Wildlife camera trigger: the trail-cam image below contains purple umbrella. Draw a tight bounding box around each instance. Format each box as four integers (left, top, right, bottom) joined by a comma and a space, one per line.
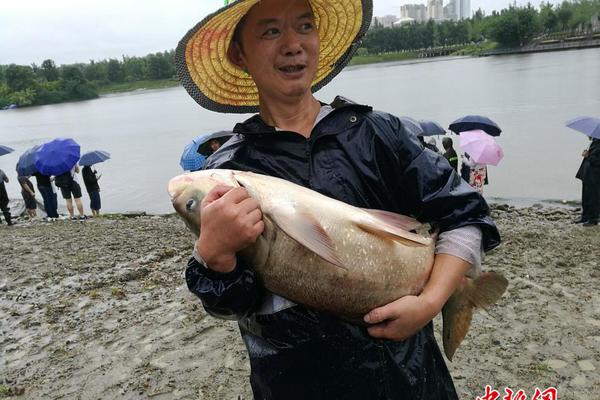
458, 130, 504, 166
565, 116, 600, 139
35, 138, 81, 176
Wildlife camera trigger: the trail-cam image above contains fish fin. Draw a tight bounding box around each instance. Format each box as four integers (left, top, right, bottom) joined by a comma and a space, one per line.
360, 208, 423, 232
442, 272, 508, 361
355, 214, 430, 247
269, 209, 346, 270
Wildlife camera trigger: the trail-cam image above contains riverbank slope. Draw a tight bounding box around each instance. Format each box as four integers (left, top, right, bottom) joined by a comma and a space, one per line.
0, 205, 598, 399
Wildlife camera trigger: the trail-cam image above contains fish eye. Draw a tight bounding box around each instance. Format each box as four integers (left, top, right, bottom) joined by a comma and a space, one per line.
186, 198, 197, 212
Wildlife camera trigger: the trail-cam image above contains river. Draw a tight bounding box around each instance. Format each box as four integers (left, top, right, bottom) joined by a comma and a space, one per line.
1, 48, 599, 214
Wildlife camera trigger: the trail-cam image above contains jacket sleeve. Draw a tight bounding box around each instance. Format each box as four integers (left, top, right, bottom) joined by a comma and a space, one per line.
185, 255, 264, 320
371, 112, 501, 252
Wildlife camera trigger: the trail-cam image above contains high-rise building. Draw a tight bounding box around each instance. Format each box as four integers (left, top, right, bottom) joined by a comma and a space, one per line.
372, 14, 398, 28
400, 4, 427, 22
444, 0, 458, 20
427, 0, 444, 20
458, 0, 471, 20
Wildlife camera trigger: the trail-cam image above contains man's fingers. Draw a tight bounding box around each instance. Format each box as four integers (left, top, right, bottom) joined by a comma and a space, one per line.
221, 186, 253, 204
364, 302, 400, 324
203, 185, 235, 204
247, 208, 263, 225
237, 197, 262, 215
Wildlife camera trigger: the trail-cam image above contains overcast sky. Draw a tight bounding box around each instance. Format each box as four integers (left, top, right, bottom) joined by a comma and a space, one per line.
1, 0, 555, 66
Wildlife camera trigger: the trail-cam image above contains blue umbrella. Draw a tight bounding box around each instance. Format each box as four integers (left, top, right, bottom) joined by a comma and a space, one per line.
80, 150, 111, 166
0, 145, 15, 156
180, 142, 207, 171
16, 145, 42, 176
565, 116, 600, 139
35, 138, 80, 176
419, 120, 446, 136
449, 115, 502, 136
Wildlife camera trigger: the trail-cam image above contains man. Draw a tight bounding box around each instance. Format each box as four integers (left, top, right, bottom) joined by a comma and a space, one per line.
0, 169, 13, 225
442, 137, 459, 172
177, 0, 500, 398
18, 175, 37, 219
55, 166, 86, 220
575, 137, 600, 226
82, 165, 102, 217
33, 172, 59, 220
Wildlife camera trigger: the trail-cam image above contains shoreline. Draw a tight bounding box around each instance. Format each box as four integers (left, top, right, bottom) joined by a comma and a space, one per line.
1, 204, 598, 399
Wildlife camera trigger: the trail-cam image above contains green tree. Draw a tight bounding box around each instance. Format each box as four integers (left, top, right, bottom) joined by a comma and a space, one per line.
60, 66, 98, 100
107, 58, 124, 82
557, 1, 574, 30
41, 59, 60, 81
5, 64, 36, 92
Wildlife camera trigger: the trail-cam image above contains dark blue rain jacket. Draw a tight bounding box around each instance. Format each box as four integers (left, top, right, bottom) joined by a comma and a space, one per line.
186, 96, 501, 400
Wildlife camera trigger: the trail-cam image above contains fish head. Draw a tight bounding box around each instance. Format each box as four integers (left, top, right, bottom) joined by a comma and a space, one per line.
167, 169, 239, 236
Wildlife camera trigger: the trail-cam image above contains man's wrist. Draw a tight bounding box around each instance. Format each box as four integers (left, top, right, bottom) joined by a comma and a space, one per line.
194, 241, 237, 273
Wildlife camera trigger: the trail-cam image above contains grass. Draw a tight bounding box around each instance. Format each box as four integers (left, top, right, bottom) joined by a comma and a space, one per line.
97, 79, 180, 95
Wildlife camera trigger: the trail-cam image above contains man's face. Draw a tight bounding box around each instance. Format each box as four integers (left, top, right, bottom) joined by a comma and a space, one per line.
230, 0, 319, 101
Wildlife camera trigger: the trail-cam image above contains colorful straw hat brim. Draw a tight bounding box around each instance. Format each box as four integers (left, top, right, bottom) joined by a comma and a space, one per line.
175, 0, 373, 113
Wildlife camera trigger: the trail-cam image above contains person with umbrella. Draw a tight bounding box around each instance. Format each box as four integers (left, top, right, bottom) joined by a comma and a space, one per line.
0, 168, 13, 225
568, 117, 600, 226
579, 137, 600, 226
79, 150, 110, 217
36, 138, 86, 220
176, 0, 500, 398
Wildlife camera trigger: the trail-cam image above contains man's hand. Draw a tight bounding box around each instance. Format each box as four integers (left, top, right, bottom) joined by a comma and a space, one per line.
364, 295, 437, 341
195, 185, 264, 273
364, 253, 471, 341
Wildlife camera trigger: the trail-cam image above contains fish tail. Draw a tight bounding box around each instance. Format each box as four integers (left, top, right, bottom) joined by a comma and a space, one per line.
442, 271, 508, 361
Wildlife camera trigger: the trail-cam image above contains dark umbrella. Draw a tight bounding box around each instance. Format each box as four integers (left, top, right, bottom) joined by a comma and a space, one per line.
0, 145, 15, 156
565, 116, 600, 139
196, 131, 234, 156
449, 115, 502, 136
35, 138, 80, 176
398, 117, 424, 137
16, 145, 42, 176
80, 150, 111, 166
419, 120, 446, 136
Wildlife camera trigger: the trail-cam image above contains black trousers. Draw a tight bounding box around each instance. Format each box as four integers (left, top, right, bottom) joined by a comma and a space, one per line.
582, 177, 600, 222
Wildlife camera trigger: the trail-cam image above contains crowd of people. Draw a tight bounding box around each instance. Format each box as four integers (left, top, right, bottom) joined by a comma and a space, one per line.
0, 164, 103, 225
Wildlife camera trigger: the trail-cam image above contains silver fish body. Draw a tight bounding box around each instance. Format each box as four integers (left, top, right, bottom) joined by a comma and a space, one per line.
169, 169, 507, 359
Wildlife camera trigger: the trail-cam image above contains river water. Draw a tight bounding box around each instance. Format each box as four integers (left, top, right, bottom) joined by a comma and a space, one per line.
1, 48, 599, 214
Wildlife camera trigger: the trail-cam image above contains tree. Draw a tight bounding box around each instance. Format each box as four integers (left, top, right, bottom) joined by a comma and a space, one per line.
41, 59, 60, 81
557, 1, 574, 30
60, 66, 98, 100
5, 64, 36, 92
107, 58, 124, 83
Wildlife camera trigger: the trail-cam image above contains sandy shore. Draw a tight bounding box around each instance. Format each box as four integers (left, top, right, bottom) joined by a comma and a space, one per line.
0, 205, 598, 399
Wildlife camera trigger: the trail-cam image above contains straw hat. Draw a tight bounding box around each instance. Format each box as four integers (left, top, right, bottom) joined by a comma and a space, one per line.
175, 0, 373, 113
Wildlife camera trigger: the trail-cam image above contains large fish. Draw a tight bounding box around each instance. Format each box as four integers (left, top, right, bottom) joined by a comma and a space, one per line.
168, 169, 507, 360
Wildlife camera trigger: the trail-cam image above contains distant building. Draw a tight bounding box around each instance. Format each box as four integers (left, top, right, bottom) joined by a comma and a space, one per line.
427, 0, 444, 20
372, 14, 398, 28
457, 0, 471, 19
400, 4, 427, 22
443, 0, 470, 21
444, 0, 458, 20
